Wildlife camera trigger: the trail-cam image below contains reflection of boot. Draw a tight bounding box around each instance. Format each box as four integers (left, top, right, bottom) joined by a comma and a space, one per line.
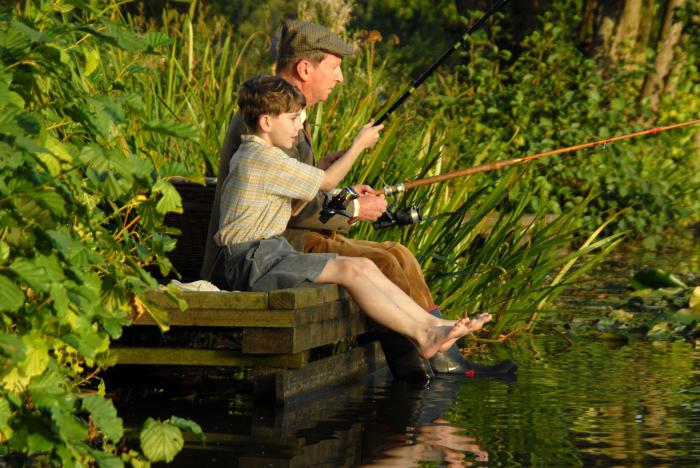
379, 331, 434, 381
427, 308, 517, 377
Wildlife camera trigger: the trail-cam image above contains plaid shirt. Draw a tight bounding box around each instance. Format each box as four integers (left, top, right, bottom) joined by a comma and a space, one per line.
215, 134, 323, 247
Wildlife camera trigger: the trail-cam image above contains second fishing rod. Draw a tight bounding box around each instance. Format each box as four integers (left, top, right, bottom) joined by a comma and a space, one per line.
311, 0, 511, 223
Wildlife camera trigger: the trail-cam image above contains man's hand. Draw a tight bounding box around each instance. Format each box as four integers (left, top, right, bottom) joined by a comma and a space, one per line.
318, 150, 345, 170
352, 184, 387, 221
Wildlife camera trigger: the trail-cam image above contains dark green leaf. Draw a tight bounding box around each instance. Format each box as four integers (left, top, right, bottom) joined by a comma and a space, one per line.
50, 406, 88, 443
144, 119, 200, 142
0, 274, 23, 312
82, 396, 123, 442
170, 416, 205, 443
10, 259, 50, 293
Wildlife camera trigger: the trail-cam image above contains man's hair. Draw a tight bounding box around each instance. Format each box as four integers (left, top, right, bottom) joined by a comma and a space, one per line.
276, 51, 328, 75
238, 75, 306, 131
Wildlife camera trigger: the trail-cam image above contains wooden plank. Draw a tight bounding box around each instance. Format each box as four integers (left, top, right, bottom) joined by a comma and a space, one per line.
133, 307, 293, 328
242, 304, 374, 354
113, 347, 309, 368
274, 341, 386, 405
145, 289, 269, 311
133, 299, 359, 328
268, 284, 348, 309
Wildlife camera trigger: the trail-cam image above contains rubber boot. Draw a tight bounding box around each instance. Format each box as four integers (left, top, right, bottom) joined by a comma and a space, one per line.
378, 331, 434, 382
427, 308, 517, 378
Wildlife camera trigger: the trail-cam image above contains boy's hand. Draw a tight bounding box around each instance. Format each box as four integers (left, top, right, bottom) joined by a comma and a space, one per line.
352, 119, 384, 152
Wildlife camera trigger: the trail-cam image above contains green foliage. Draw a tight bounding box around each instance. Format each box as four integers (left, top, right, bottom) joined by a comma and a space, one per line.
0, 1, 199, 464
415, 0, 700, 244
305, 50, 621, 334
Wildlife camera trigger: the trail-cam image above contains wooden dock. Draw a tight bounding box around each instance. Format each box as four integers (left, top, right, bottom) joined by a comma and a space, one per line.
113, 284, 386, 405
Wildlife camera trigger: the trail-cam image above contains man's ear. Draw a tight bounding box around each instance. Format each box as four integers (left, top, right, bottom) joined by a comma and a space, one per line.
258, 114, 272, 133
294, 59, 313, 82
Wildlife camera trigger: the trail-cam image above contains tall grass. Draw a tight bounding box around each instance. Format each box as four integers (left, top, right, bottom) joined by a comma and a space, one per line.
100, 4, 621, 337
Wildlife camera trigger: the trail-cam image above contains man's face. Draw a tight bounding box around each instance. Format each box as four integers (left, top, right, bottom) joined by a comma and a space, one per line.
305, 54, 344, 105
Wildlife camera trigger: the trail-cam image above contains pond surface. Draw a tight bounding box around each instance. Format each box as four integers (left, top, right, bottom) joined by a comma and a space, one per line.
114, 239, 700, 466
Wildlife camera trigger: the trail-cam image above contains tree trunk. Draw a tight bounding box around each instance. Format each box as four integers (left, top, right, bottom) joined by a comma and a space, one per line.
577, 0, 625, 61
632, 0, 656, 64
641, 0, 687, 114
608, 0, 643, 65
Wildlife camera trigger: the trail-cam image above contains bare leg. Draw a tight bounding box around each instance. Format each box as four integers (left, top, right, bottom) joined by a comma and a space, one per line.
315, 257, 491, 359
338, 256, 457, 328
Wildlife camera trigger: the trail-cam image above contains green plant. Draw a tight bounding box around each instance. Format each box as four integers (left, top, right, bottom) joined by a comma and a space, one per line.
0, 1, 202, 464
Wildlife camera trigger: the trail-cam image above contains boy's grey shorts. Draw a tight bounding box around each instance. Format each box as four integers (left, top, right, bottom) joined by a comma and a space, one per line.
224, 235, 337, 292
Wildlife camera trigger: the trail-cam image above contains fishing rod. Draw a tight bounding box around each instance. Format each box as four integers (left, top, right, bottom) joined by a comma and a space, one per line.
379, 119, 700, 196
373, 0, 511, 126
319, 118, 700, 227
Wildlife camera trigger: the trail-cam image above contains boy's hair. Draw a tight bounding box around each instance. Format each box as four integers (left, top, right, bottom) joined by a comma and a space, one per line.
238, 75, 306, 132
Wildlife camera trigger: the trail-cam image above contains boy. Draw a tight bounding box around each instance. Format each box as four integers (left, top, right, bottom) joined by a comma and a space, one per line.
216, 76, 491, 359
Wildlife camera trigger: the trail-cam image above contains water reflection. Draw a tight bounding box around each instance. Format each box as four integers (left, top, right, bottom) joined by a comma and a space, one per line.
110, 335, 700, 466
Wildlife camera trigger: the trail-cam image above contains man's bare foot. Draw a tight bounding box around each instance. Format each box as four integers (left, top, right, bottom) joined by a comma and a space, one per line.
416, 313, 493, 359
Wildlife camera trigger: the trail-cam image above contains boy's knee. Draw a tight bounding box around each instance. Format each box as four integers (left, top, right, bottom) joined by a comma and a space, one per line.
338, 257, 369, 279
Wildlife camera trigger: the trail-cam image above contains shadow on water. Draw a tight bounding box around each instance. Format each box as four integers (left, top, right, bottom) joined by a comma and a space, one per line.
109, 240, 700, 466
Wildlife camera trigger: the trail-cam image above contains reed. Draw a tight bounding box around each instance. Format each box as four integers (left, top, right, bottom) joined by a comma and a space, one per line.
102, 4, 620, 336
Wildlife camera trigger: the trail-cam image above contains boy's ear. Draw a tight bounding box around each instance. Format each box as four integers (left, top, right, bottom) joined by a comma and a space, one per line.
258, 114, 272, 133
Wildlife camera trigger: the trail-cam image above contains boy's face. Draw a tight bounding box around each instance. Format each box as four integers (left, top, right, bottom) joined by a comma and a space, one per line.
265, 111, 304, 149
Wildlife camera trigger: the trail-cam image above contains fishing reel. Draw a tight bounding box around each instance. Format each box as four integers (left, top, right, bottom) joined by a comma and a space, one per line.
319, 186, 358, 224
373, 203, 423, 230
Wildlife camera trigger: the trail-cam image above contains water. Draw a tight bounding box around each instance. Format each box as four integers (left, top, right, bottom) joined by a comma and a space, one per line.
113, 240, 700, 466
114, 336, 700, 467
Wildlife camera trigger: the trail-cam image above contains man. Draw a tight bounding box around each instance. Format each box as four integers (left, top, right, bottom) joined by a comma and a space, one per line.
201, 19, 435, 312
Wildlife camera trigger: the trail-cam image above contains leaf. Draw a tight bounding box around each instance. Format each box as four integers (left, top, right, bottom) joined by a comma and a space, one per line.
690, 287, 700, 311
62, 328, 109, 359
83, 47, 101, 76
170, 416, 205, 443
140, 418, 184, 463
82, 395, 123, 442
0, 397, 11, 427
27, 433, 55, 455
152, 179, 182, 214
144, 119, 200, 142
671, 309, 700, 326
139, 296, 169, 332
0, 274, 23, 312
632, 267, 687, 290
102, 318, 123, 340
10, 259, 50, 293
144, 32, 171, 50
51, 406, 88, 443
78, 143, 110, 171
106, 24, 147, 53
30, 190, 66, 217
18, 335, 49, 378
90, 450, 124, 468
29, 369, 66, 394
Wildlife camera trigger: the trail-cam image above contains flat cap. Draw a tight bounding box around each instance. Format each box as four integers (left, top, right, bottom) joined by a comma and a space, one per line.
277, 19, 355, 64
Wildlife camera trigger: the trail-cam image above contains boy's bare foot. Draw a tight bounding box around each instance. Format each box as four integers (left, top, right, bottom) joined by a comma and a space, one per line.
438, 313, 492, 352
416, 313, 493, 359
